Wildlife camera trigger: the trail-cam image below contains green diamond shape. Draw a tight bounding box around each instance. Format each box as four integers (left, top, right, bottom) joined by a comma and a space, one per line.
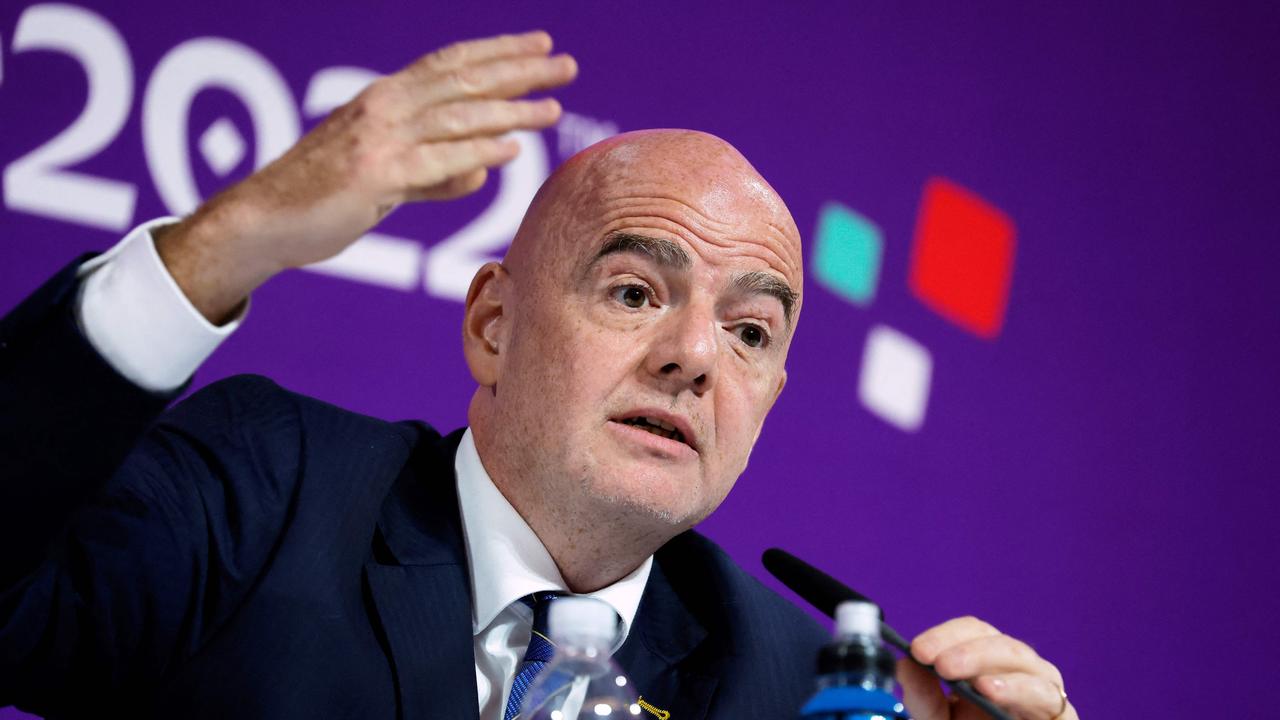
812, 202, 883, 306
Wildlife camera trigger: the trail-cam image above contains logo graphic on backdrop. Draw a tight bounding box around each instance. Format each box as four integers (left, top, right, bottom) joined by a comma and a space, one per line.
812, 179, 1016, 432
0, 3, 618, 302
2, 3, 1015, 436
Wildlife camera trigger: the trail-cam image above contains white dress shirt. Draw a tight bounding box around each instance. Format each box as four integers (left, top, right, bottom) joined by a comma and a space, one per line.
455, 430, 651, 719
76, 218, 242, 392
74, 220, 655, 719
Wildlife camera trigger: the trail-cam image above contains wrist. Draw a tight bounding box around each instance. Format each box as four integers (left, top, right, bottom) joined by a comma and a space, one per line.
154, 197, 279, 325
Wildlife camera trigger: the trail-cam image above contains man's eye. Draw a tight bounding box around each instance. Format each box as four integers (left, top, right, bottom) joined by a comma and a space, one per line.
736, 324, 768, 348
612, 285, 650, 309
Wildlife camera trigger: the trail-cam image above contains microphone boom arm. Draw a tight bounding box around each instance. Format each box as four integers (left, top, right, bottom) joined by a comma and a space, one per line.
762, 548, 1013, 720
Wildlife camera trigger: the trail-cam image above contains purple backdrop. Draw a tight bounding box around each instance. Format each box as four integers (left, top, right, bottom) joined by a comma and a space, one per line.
3, 2, 1278, 717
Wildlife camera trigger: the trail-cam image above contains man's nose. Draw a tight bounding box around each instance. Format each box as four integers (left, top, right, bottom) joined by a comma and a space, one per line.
645, 305, 718, 395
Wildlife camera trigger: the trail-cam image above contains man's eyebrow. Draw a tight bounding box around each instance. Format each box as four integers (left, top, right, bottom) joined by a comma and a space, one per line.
732, 271, 797, 326
591, 232, 693, 270
589, 232, 796, 326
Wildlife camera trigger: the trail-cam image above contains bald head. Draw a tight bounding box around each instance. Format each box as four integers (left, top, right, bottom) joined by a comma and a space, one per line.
505, 129, 803, 310
461, 129, 804, 586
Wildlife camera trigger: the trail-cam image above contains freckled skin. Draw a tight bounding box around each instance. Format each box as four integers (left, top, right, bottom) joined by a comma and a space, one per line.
462, 130, 803, 592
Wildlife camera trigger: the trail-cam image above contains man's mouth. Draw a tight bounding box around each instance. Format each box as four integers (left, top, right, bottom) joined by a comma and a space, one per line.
617, 416, 688, 446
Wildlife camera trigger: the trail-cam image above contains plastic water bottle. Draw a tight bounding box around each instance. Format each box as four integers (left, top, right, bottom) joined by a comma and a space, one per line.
799, 600, 908, 720
519, 596, 643, 720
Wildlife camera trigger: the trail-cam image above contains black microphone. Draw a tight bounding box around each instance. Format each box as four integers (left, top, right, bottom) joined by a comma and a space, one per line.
762, 548, 1013, 720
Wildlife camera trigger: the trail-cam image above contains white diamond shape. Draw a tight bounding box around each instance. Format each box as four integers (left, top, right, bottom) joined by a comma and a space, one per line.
198, 118, 246, 176
859, 324, 932, 432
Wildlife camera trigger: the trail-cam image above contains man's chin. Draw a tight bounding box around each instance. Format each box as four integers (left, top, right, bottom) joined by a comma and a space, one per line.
580, 471, 705, 533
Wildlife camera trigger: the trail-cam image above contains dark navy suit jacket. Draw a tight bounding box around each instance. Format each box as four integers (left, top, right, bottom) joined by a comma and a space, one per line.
0, 258, 826, 719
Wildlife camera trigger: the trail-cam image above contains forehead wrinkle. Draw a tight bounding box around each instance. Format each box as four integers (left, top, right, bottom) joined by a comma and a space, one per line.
595, 216, 796, 285
592, 232, 693, 271
599, 194, 737, 234
508, 130, 801, 294
590, 210, 801, 298
598, 197, 794, 265
763, 220, 804, 283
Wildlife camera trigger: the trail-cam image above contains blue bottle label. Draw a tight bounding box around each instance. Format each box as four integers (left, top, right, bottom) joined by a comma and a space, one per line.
800, 686, 907, 720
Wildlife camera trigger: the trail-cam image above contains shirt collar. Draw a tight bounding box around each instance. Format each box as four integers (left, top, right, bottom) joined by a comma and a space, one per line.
454, 428, 652, 641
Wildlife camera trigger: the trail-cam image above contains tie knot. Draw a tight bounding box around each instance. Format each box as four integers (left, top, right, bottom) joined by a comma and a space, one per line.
503, 594, 624, 720
521, 591, 564, 642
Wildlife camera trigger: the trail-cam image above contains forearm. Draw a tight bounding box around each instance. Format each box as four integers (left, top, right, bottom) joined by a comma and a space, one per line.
153, 186, 282, 325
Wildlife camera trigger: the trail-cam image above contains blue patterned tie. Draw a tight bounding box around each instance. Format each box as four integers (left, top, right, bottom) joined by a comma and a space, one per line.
503, 591, 562, 720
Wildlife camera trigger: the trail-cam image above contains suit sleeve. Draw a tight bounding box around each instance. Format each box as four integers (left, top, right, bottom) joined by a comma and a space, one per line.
0, 262, 301, 714
0, 256, 178, 585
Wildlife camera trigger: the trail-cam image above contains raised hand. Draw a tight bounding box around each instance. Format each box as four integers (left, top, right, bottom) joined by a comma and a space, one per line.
155, 31, 576, 323
898, 617, 1076, 720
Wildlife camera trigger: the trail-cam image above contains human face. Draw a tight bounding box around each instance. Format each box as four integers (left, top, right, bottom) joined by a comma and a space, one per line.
491, 139, 803, 531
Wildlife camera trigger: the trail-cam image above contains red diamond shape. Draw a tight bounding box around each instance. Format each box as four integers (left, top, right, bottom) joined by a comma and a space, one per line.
908, 178, 1016, 339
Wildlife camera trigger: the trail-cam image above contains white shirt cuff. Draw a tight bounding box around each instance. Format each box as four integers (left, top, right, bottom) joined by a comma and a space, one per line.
76, 217, 247, 393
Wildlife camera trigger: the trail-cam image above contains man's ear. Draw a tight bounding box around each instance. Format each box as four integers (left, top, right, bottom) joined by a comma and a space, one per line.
462, 262, 510, 388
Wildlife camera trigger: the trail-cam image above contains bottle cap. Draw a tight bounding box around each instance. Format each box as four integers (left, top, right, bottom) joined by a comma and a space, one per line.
548, 596, 618, 646
835, 600, 882, 639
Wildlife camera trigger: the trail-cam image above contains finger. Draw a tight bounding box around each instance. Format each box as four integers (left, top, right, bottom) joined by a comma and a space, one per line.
399, 137, 519, 192
415, 98, 561, 141
972, 673, 1073, 720
896, 656, 950, 720
416, 53, 578, 105
933, 634, 1062, 686
911, 616, 1001, 665
410, 31, 554, 77
412, 168, 489, 201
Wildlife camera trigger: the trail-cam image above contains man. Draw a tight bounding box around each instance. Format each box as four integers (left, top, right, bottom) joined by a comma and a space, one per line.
0, 31, 1074, 720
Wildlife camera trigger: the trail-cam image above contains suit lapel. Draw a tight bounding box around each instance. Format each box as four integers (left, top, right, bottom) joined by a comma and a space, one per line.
615, 557, 718, 720
361, 427, 724, 720
365, 428, 479, 720
366, 563, 475, 720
